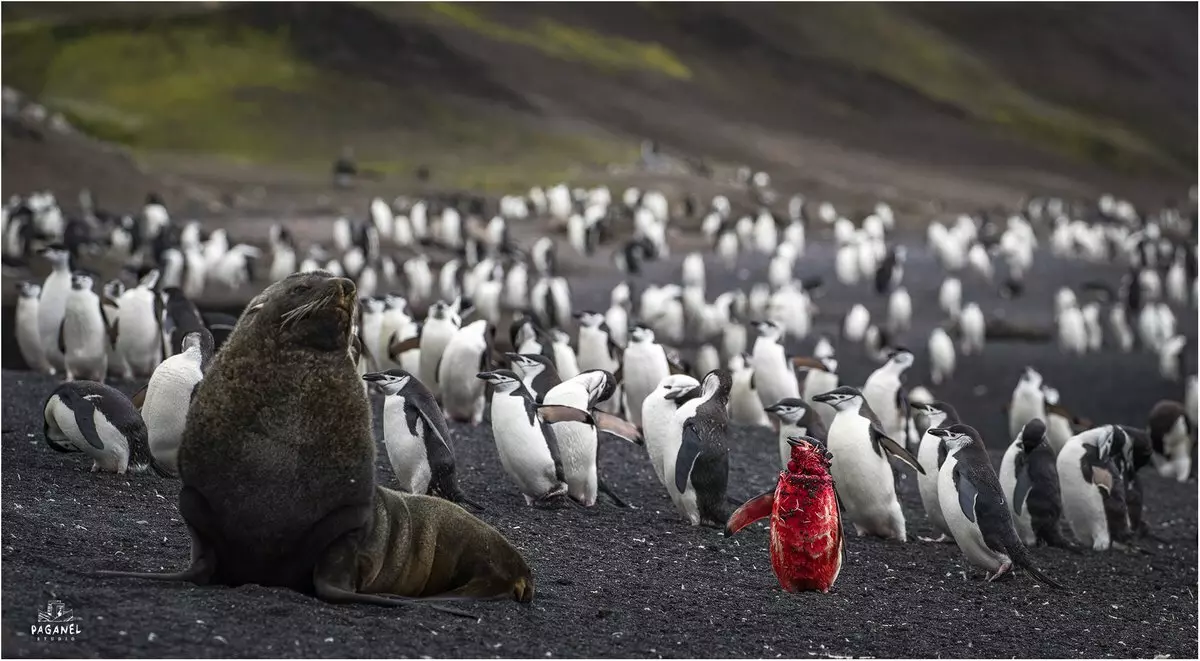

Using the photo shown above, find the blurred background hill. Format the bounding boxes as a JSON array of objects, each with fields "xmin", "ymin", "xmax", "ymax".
[{"xmin": 3, "ymin": 1, "xmax": 1196, "ymax": 217}]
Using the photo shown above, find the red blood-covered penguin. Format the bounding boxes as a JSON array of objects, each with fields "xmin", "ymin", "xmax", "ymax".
[{"xmin": 725, "ymin": 435, "xmax": 843, "ymax": 593}]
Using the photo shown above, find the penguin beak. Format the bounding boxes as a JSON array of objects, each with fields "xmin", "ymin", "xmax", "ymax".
[
  {"xmin": 475, "ymin": 372, "xmax": 496, "ymax": 383},
  {"xmin": 812, "ymin": 392, "xmax": 834, "ymax": 403},
  {"xmin": 763, "ymin": 403, "xmax": 783, "ymax": 413},
  {"xmin": 786, "ymin": 436, "xmax": 811, "ymax": 449},
  {"xmin": 362, "ymin": 373, "xmax": 386, "ymax": 383},
  {"xmin": 928, "ymin": 428, "xmax": 951, "ymax": 439}
]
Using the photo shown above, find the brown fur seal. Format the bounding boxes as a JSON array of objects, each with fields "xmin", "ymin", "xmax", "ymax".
[
  {"xmin": 96, "ymin": 271, "xmax": 533, "ymax": 613},
  {"xmin": 320, "ymin": 487, "xmax": 532, "ymax": 602}
]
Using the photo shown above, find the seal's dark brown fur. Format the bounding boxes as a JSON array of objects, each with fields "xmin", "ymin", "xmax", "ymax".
[{"xmin": 96, "ymin": 272, "xmax": 533, "ymax": 612}]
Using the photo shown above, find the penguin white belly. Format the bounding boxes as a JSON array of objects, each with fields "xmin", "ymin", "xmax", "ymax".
[
  {"xmin": 751, "ymin": 347, "xmax": 799, "ymax": 409},
  {"xmin": 1008, "ymin": 391, "xmax": 1045, "ymax": 440},
  {"xmin": 827, "ymin": 413, "xmax": 905, "ymax": 539},
  {"xmin": 1056, "ymin": 442, "xmax": 1110, "ymax": 550},
  {"xmin": 997, "ymin": 441, "xmax": 1035, "ymax": 545},
  {"xmin": 48, "ymin": 400, "xmax": 131, "ymax": 473},
  {"xmin": 490, "ymin": 397, "xmax": 557, "ymax": 500},
  {"xmin": 544, "ymin": 387, "xmax": 598, "ymax": 505},
  {"xmin": 729, "ymin": 371, "xmax": 769, "ymax": 427},
  {"xmin": 38, "ymin": 274, "xmax": 71, "ymax": 371},
  {"xmin": 661, "ymin": 421, "xmax": 700, "ymax": 525},
  {"xmin": 623, "ymin": 346, "xmax": 669, "ymax": 428},
  {"xmin": 117, "ymin": 296, "xmax": 161, "ymax": 377},
  {"xmin": 382, "ymin": 398, "xmax": 432, "ymax": 494},
  {"xmin": 553, "ymin": 344, "xmax": 580, "ymax": 380},
  {"xmin": 63, "ymin": 300, "xmax": 108, "ymax": 381},
  {"xmin": 16, "ymin": 298, "xmax": 49, "ymax": 372},
  {"xmin": 576, "ymin": 335, "xmax": 615, "ymax": 373},
  {"xmin": 863, "ymin": 380, "xmax": 902, "ymax": 439},
  {"xmin": 916, "ymin": 432, "xmax": 950, "ymax": 537},
  {"xmin": 605, "ymin": 307, "xmax": 627, "ymax": 348},
  {"xmin": 721, "ymin": 325, "xmax": 747, "ymax": 363},
  {"xmin": 803, "ymin": 371, "xmax": 839, "ymax": 430},
  {"xmin": 938, "ymin": 456, "xmax": 1009, "ymax": 572},
  {"xmin": 141, "ymin": 360, "xmax": 202, "ymax": 474},
  {"xmin": 439, "ymin": 341, "xmax": 486, "ymax": 423},
  {"xmin": 1046, "ymin": 414, "xmax": 1073, "ymax": 455},
  {"xmin": 641, "ymin": 397, "xmax": 678, "ymax": 489},
  {"xmin": 418, "ymin": 322, "xmax": 456, "ymax": 398}
]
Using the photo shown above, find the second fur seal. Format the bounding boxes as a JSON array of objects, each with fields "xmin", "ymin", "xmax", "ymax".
[{"xmin": 96, "ymin": 272, "xmax": 533, "ymax": 610}]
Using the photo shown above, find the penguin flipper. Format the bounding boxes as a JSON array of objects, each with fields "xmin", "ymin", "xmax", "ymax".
[
  {"xmin": 951, "ymin": 462, "xmax": 980, "ymax": 524},
  {"xmin": 388, "ymin": 334, "xmax": 421, "ymax": 363},
  {"xmin": 57, "ymin": 319, "xmax": 67, "ymax": 356},
  {"xmin": 73, "ymin": 395, "xmax": 106, "ymax": 450},
  {"xmin": 725, "ymin": 488, "xmax": 775, "ymax": 536},
  {"xmin": 130, "ymin": 384, "xmax": 149, "ymax": 411},
  {"xmin": 591, "ymin": 410, "xmax": 642, "ymax": 445},
  {"xmin": 1012, "ymin": 452, "xmax": 1033, "ymax": 517},
  {"xmin": 872, "ymin": 426, "xmax": 924, "ymax": 474},
  {"xmin": 537, "ymin": 405, "xmax": 594, "ymax": 426},
  {"xmin": 674, "ymin": 421, "xmax": 705, "ymax": 494}
]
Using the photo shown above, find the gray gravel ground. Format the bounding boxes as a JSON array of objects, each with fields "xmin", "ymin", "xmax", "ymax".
[{"xmin": 2, "ymin": 240, "xmax": 1196, "ymax": 658}]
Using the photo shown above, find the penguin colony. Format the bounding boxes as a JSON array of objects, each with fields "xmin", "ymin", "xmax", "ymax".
[{"xmin": 6, "ymin": 181, "xmax": 1197, "ymax": 596}]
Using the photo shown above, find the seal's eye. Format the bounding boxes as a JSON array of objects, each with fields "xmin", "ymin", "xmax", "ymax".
[{"xmin": 295, "ymin": 284, "xmax": 313, "ymax": 294}]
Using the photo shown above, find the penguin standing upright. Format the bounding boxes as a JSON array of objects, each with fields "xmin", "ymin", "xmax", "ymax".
[
  {"xmin": 749, "ymin": 320, "xmax": 800, "ymax": 417},
  {"xmin": 665, "ymin": 369, "xmax": 733, "ymax": 527},
  {"xmin": 573, "ymin": 311, "xmax": 623, "ymax": 415},
  {"xmin": 1056, "ymin": 426, "xmax": 1132, "ymax": 551},
  {"xmin": 60, "ymin": 273, "xmax": 109, "ymax": 382},
  {"xmin": 812, "ymin": 386, "xmax": 924, "ymax": 540},
  {"xmin": 438, "ymin": 319, "xmax": 493, "ymax": 424},
  {"xmin": 101, "ymin": 280, "xmax": 127, "ymax": 380},
  {"xmin": 800, "ymin": 357, "xmax": 839, "ymax": 430},
  {"xmin": 506, "ymin": 352, "xmax": 562, "ymax": 403},
  {"xmin": 728, "ymin": 354, "xmax": 771, "ymax": 427},
  {"xmin": 417, "ymin": 300, "xmax": 462, "ymax": 400},
  {"xmin": 37, "ymin": 245, "xmax": 74, "ymax": 375},
  {"xmin": 764, "ymin": 397, "xmax": 827, "ymax": 469},
  {"xmin": 42, "ymin": 381, "xmax": 158, "ymax": 474},
  {"xmin": 541, "ymin": 369, "xmax": 641, "ymax": 507},
  {"xmin": 862, "ymin": 348, "xmax": 914, "ymax": 444},
  {"xmin": 477, "ymin": 369, "xmax": 584, "ymax": 505},
  {"xmin": 140, "ymin": 328, "xmax": 213, "ymax": 475},
  {"xmin": 116, "ymin": 269, "xmax": 165, "ymax": 379},
  {"xmin": 641, "ymin": 375, "xmax": 701, "ymax": 490},
  {"xmin": 621, "ymin": 325, "xmax": 671, "ymax": 428},
  {"xmin": 16, "ymin": 281, "xmax": 51, "ymax": 373},
  {"xmin": 1008, "ymin": 367, "xmax": 1047, "ymax": 440},
  {"xmin": 930, "ymin": 425, "xmax": 1065, "ymax": 589},
  {"xmin": 998, "ymin": 419, "xmax": 1077, "ymax": 551},
  {"xmin": 910, "ymin": 400, "xmax": 960, "ymax": 542},
  {"xmin": 364, "ymin": 369, "xmax": 479, "ymax": 509}
]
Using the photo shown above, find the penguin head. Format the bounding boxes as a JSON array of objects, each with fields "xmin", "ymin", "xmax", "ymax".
[
  {"xmin": 629, "ymin": 324, "xmax": 655, "ymax": 343},
  {"xmin": 812, "ymin": 386, "xmax": 862, "ymax": 411},
  {"xmin": 911, "ymin": 400, "xmax": 958, "ymax": 428},
  {"xmin": 574, "ymin": 310, "xmax": 605, "ymax": 328},
  {"xmin": 70, "ymin": 272, "xmax": 95, "ymax": 292},
  {"xmin": 37, "ymin": 244, "xmax": 70, "ymax": 266},
  {"xmin": 476, "ymin": 369, "xmax": 522, "ymax": 392},
  {"xmin": 579, "ymin": 369, "xmax": 617, "ymax": 404},
  {"xmin": 103, "ymin": 279, "xmax": 126, "ymax": 300},
  {"xmin": 886, "ymin": 347, "xmax": 914, "ymax": 369},
  {"xmin": 1041, "ymin": 385, "xmax": 1060, "ymax": 406},
  {"xmin": 1019, "ymin": 418, "xmax": 1048, "ymax": 451},
  {"xmin": 658, "ymin": 374, "xmax": 701, "ymax": 403},
  {"xmin": 17, "ymin": 281, "xmax": 40, "ymax": 298},
  {"xmin": 700, "ymin": 369, "xmax": 732, "ymax": 400},
  {"xmin": 182, "ymin": 328, "xmax": 216, "ymax": 366},
  {"xmin": 764, "ymin": 398, "xmax": 807, "ymax": 424},
  {"xmin": 506, "ymin": 352, "xmax": 551, "ymax": 378},
  {"xmin": 1020, "ymin": 366, "xmax": 1044, "ymax": 388},
  {"xmin": 752, "ymin": 319, "xmax": 783, "ymax": 340},
  {"xmin": 361, "ymin": 297, "xmax": 384, "ymax": 314},
  {"xmin": 785, "ymin": 435, "xmax": 833, "ymax": 476},
  {"xmin": 362, "ymin": 369, "xmax": 414, "ymax": 396},
  {"xmin": 384, "ymin": 294, "xmax": 407, "ymax": 312},
  {"xmin": 927, "ymin": 423, "xmax": 981, "ymax": 453}
]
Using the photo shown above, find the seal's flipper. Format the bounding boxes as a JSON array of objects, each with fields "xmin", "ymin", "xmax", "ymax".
[
  {"xmin": 313, "ymin": 580, "xmax": 480, "ymax": 619},
  {"xmin": 94, "ymin": 526, "xmax": 216, "ymax": 584}
]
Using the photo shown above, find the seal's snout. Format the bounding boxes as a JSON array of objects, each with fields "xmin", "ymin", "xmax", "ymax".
[{"xmin": 333, "ymin": 277, "xmax": 356, "ymax": 302}]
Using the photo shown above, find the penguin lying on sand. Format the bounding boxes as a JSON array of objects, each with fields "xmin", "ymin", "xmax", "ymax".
[{"xmin": 43, "ymin": 381, "xmax": 163, "ymax": 475}]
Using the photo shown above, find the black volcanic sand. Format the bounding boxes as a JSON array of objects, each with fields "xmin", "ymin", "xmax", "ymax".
[{"xmin": 2, "ymin": 241, "xmax": 1197, "ymax": 658}]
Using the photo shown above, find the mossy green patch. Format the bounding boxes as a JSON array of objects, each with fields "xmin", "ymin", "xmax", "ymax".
[
  {"xmin": 422, "ymin": 2, "xmax": 691, "ymax": 80},
  {"xmin": 790, "ymin": 3, "xmax": 1183, "ymax": 175},
  {"xmin": 4, "ymin": 18, "xmax": 318, "ymax": 161}
]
